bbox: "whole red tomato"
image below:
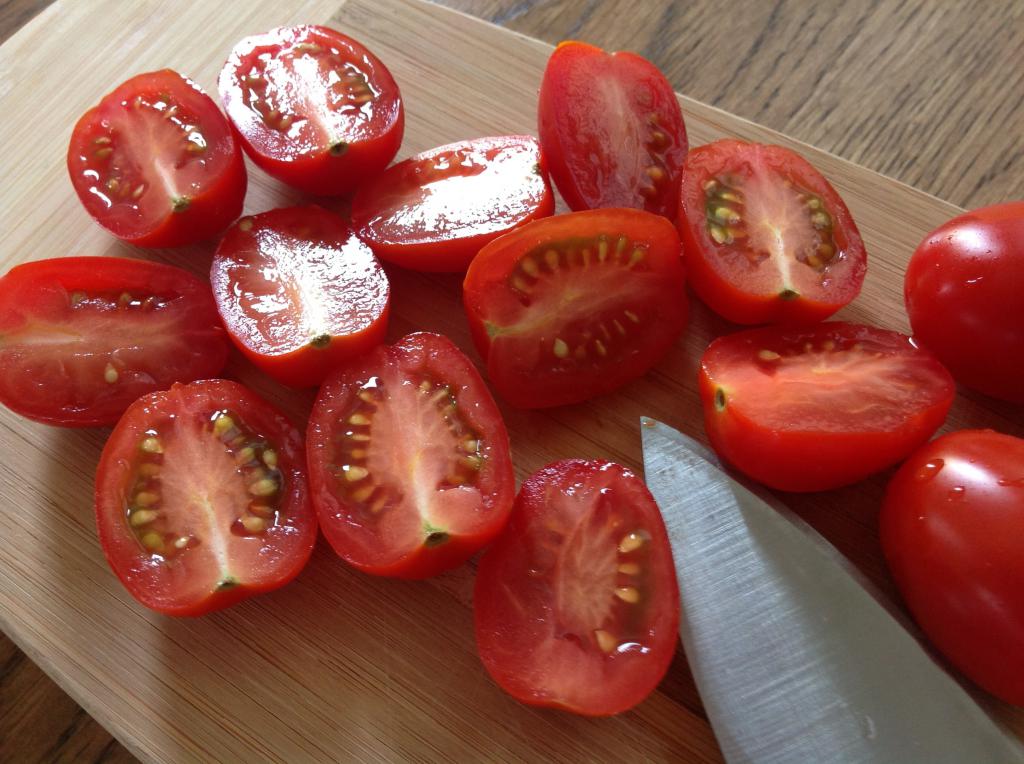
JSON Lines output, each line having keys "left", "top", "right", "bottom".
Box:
{"left": 904, "top": 202, "right": 1024, "bottom": 403}
{"left": 880, "top": 430, "right": 1024, "bottom": 705}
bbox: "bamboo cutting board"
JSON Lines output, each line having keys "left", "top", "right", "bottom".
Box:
{"left": 1, "top": 0, "right": 1022, "bottom": 761}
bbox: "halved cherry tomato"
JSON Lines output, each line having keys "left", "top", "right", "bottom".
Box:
{"left": 307, "top": 332, "right": 514, "bottom": 579}
{"left": 881, "top": 430, "right": 1024, "bottom": 705}
{"left": 538, "top": 41, "right": 687, "bottom": 218}
{"left": 219, "top": 25, "right": 404, "bottom": 195}
{"left": 905, "top": 202, "right": 1024, "bottom": 403}
{"left": 0, "top": 257, "right": 228, "bottom": 427}
{"left": 95, "top": 379, "right": 316, "bottom": 616}
{"left": 463, "top": 208, "right": 688, "bottom": 408}
{"left": 350, "top": 135, "right": 555, "bottom": 272}
{"left": 679, "top": 140, "right": 867, "bottom": 324}
{"left": 699, "top": 322, "right": 954, "bottom": 491}
{"left": 67, "top": 69, "right": 246, "bottom": 248}
{"left": 474, "top": 460, "right": 679, "bottom": 716}
{"left": 210, "top": 205, "right": 390, "bottom": 389}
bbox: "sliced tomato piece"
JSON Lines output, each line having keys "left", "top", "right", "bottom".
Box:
{"left": 95, "top": 380, "right": 316, "bottom": 616}
{"left": 307, "top": 332, "right": 514, "bottom": 579}
{"left": 350, "top": 135, "right": 555, "bottom": 272}
{"left": 679, "top": 140, "right": 867, "bottom": 324}
{"left": 463, "top": 208, "right": 688, "bottom": 408}
{"left": 538, "top": 41, "right": 687, "bottom": 218}
{"left": 0, "top": 257, "right": 228, "bottom": 427}
{"left": 67, "top": 69, "right": 246, "bottom": 247}
{"left": 699, "top": 322, "right": 955, "bottom": 492}
{"left": 474, "top": 460, "right": 680, "bottom": 716}
{"left": 219, "top": 25, "right": 404, "bottom": 195}
{"left": 210, "top": 205, "right": 390, "bottom": 389}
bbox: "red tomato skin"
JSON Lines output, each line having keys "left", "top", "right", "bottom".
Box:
{"left": 219, "top": 26, "right": 404, "bottom": 196}
{"left": 678, "top": 140, "right": 866, "bottom": 325}
{"left": 307, "top": 332, "right": 515, "bottom": 579}
{"left": 94, "top": 380, "right": 316, "bottom": 617}
{"left": 474, "top": 460, "right": 680, "bottom": 716}
{"left": 881, "top": 430, "right": 1024, "bottom": 706}
{"left": 699, "top": 323, "right": 955, "bottom": 492}
{"left": 210, "top": 206, "right": 391, "bottom": 389}
{"left": 463, "top": 208, "right": 688, "bottom": 409}
{"left": 0, "top": 257, "right": 229, "bottom": 427}
{"left": 539, "top": 41, "right": 687, "bottom": 218}
{"left": 351, "top": 136, "right": 555, "bottom": 272}
{"left": 67, "top": 70, "right": 247, "bottom": 248}
{"left": 904, "top": 202, "right": 1024, "bottom": 403}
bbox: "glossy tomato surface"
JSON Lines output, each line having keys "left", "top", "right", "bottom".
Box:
{"left": 463, "top": 208, "right": 688, "bottom": 408}
{"left": 219, "top": 25, "right": 403, "bottom": 195}
{"left": 881, "top": 430, "right": 1024, "bottom": 705}
{"left": 0, "top": 257, "right": 228, "bottom": 427}
{"left": 307, "top": 332, "right": 514, "bottom": 579}
{"left": 351, "top": 135, "right": 554, "bottom": 272}
{"left": 68, "top": 69, "right": 246, "bottom": 247}
{"left": 679, "top": 140, "right": 866, "bottom": 324}
{"left": 699, "top": 322, "right": 955, "bottom": 491}
{"left": 95, "top": 380, "right": 316, "bottom": 616}
{"left": 474, "top": 460, "right": 679, "bottom": 716}
{"left": 211, "top": 205, "right": 389, "bottom": 388}
{"left": 539, "top": 41, "right": 687, "bottom": 218}
{"left": 905, "top": 201, "right": 1024, "bottom": 403}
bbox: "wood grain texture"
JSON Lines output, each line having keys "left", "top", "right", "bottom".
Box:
{"left": 0, "top": 0, "right": 1022, "bottom": 762}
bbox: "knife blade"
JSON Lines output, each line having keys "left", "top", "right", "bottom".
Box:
{"left": 640, "top": 417, "right": 1024, "bottom": 764}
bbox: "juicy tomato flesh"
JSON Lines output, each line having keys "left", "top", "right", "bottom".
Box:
{"left": 67, "top": 69, "right": 245, "bottom": 247}
{"left": 351, "top": 135, "right": 555, "bottom": 272}
{"left": 881, "top": 430, "right": 1024, "bottom": 705}
{"left": 538, "top": 41, "right": 688, "bottom": 217}
{"left": 94, "top": 380, "right": 316, "bottom": 616}
{"left": 463, "top": 208, "right": 687, "bottom": 408}
{"left": 307, "top": 332, "right": 514, "bottom": 579}
{"left": 679, "top": 140, "right": 866, "bottom": 324}
{"left": 0, "top": 257, "right": 227, "bottom": 426}
{"left": 700, "top": 322, "right": 954, "bottom": 491}
{"left": 905, "top": 201, "right": 1024, "bottom": 403}
{"left": 219, "top": 25, "right": 403, "bottom": 195}
{"left": 474, "top": 460, "right": 680, "bottom": 716}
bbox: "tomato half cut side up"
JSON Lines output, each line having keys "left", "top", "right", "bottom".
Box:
{"left": 67, "top": 69, "right": 246, "bottom": 248}
{"left": 538, "top": 41, "right": 688, "bottom": 218}
{"left": 0, "top": 257, "right": 229, "bottom": 427}
{"left": 474, "top": 460, "right": 680, "bottom": 716}
{"left": 219, "top": 25, "right": 404, "bottom": 196}
{"left": 678, "top": 140, "right": 867, "bottom": 324}
{"left": 699, "top": 322, "right": 955, "bottom": 492}
{"left": 211, "top": 205, "right": 390, "bottom": 388}
{"left": 463, "top": 208, "right": 688, "bottom": 409}
{"left": 307, "top": 332, "right": 514, "bottom": 579}
{"left": 351, "top": 135, "right": 555, "bottom": 272}
{"left": 95, "top": 380, "right": 316, "bottom": 616}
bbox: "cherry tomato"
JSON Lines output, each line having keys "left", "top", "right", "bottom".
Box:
{"left": 904, "top": 202, "right": 1024, "bottom": 403}
{"left": 0, "top": 257, "right": 228, "bottom": 427}
{"left": 351, "top": 136, "right": 555, "bottom": 272}
{"left": 474, "top": 460, "right": 679, "bottom": 716}
{"left": 538, "top": 41, "right": 687, "bottom": 218}
{"left": 95, "top": 380, "right": 316, "bottom": 616}
{"left": 307, "top": 332, "right": 514, "bottom": 579}
{"left": 219, "top": 25, "right": 403, "bottom": 196}
{"left": 881, "top": 430, "right": 1024, "bottom": 705}
{"left": 67, "top": 70, "right": 246, "bottom": 248}
{"left": 463, "top": 208, "right": 688, "bottom": 408}
{"left": 210, "top": 205, "right": 389, "bottom": 389}
{"left": 699, "top": 322, "right": 955, "bottom": 492}
{"left": 678, "top": 140, "right": 867, "bottom": 324}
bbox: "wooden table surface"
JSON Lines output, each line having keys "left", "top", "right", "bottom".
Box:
{"left": 1, "top": 1, "right": 1021, "bottom": 762}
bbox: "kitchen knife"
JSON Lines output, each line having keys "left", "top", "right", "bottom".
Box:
{"left": 640, "top": 417, "right": 1024, "bottom": 764}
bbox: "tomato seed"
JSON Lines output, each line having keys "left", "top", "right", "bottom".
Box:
{"left": 615, "top": 586, "right": 640, "bottom": 604}
{"left": 618, "top": 531, "right": 645, "bottom": 553}
{"left": 618, "top": 562, "right": 640, "bottom": 575}
{"left": 594, "top": 629, "right": 617, "bottom": 653}
{"left": 129, "top": 509, "right": 158, "bottom": 527}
